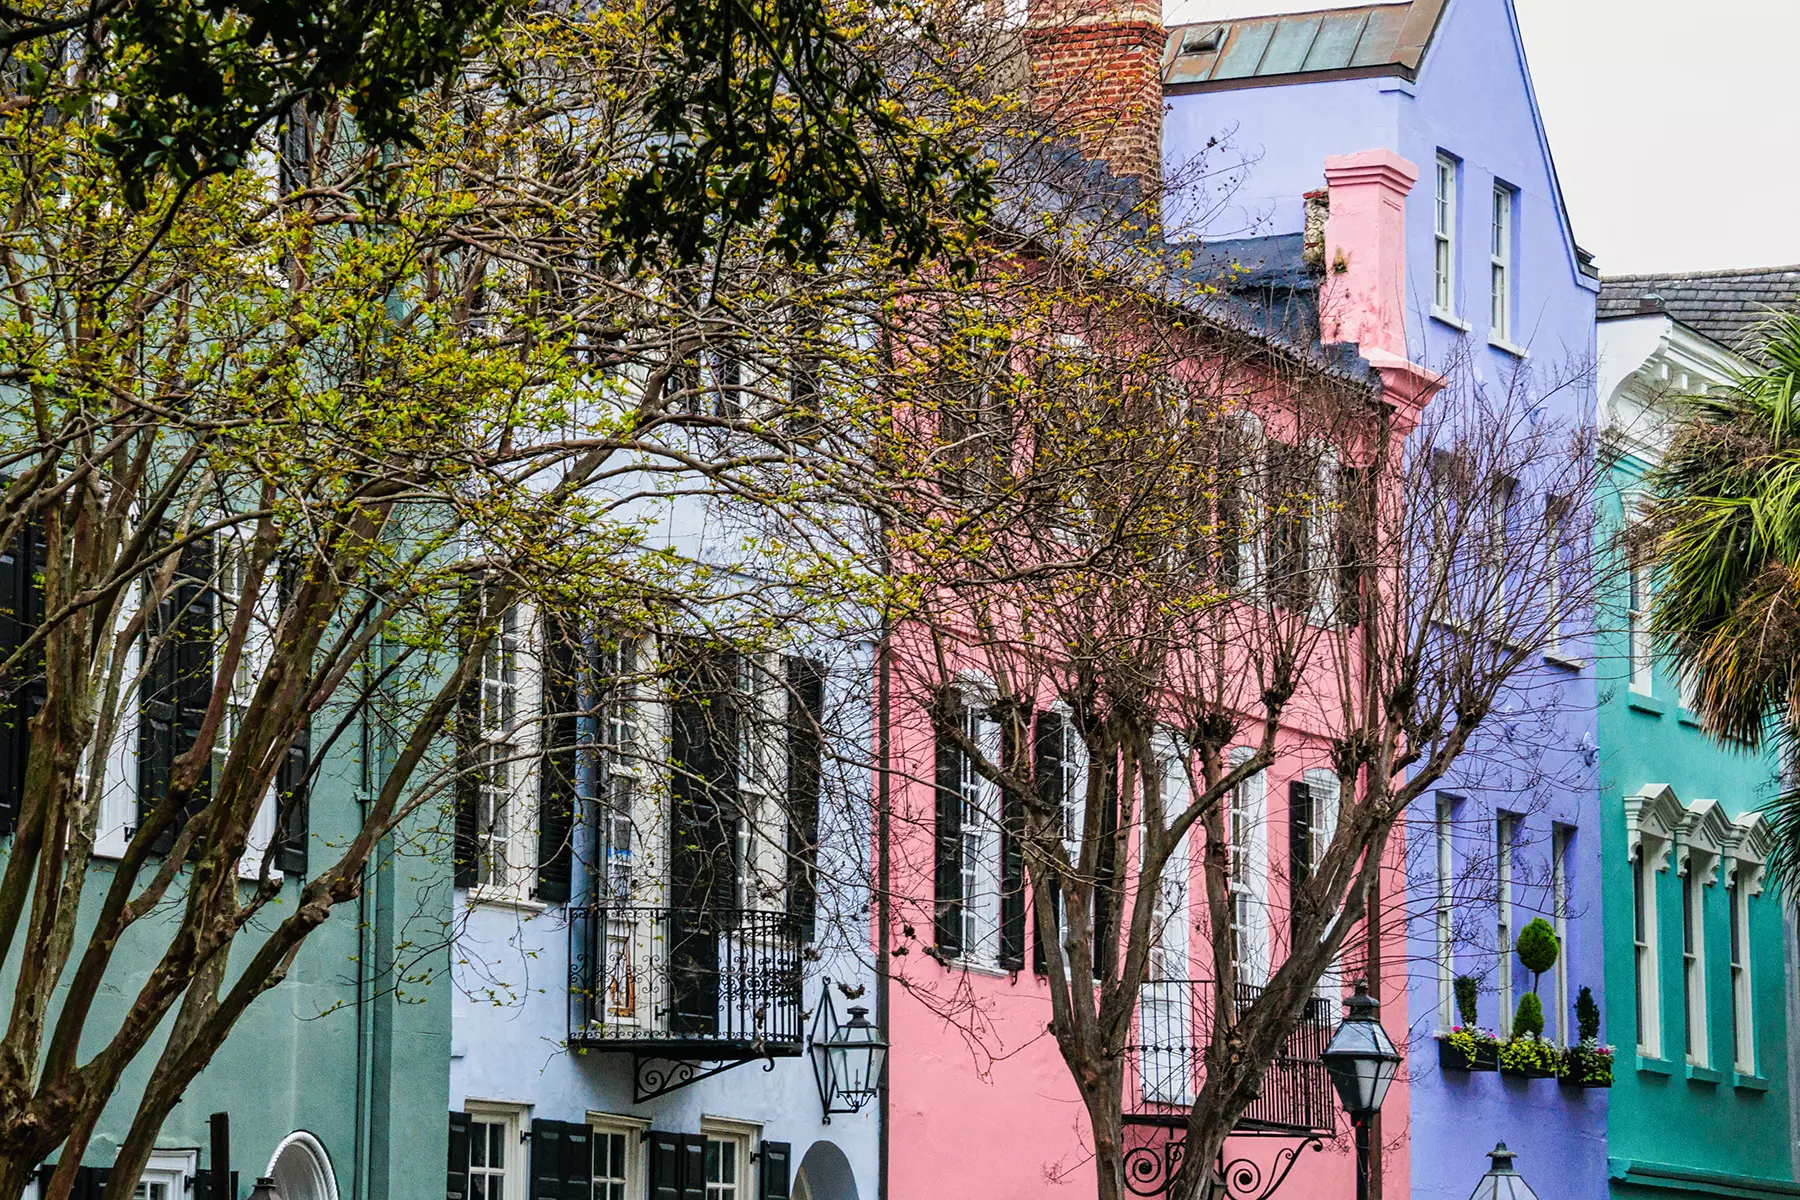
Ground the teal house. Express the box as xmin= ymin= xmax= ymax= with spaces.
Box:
xmin=1595 ymin=269 xmax=1800 ymax=1200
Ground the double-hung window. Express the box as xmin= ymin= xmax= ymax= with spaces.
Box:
xmin=1628 ymin=544 xmax=1653 ymax=695
xmin=1730 ymin=880 xmax=1754 ymax=1072
xmin=1228 ymin=747 xmax=1269 ymax=986
xmin=1434 ymin=154 xmax=1459 ymax=316
xmin=1301 ymin=768 xmax=1341 ymax=996
xmin=943 ymin=694 xmax=1002 ymax=966
xmin=215 ymin=532 xmax=282 ymax=878
xmin=1682 ymin=868 xmax=1708 ymax=1065
xmin=1634 ymin=851 xmax=1662 ymax=1056
xmin=1490 ymin=185 xmax=1514 ymax=343
xmin=1552 ymin=825 xmax=1571 ymax=1044
xmin=466 ymin=1109 xmax=522 ymax=1200
xmin=1435 ymin=796 xmax=1457 ymax=1030
xmin=1496 ymin=813 xmax=1515 ymax=1038
xmin=475 ymin=605 xmax=525 ymax=892
xmin=1142 ymin=739 xmax=1194 ymax=1104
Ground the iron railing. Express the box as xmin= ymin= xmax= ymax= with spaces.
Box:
xmin=568 ymin=904 xmax=805 ymax=1056
xmin=1125 ymin=980 xmax=1337 ymax=1137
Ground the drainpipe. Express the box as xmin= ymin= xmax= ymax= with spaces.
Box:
xmin=353 ymin=649 xmax=376 ymax=1200
xmin=876 ymin=520 xmax=893 ymax=1200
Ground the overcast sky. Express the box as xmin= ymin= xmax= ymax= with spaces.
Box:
xmin=1163 ymin=0 xmax=1800 ymax=276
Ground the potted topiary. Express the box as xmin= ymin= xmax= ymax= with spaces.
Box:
xmin=1559 ymin=986 xmax=1615 ymax=1088
xmin=1499 ymin=919 xmax=1561 ymax=1080
xmin=1439 ymin=974 xmax=1500 ymax=1071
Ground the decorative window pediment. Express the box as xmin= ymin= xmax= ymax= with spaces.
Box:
xmin=1722 ymin=811 xmax=1772 ymax=896
xmin=1675 ymin=796 xmax=1731 ymax=885
xmin=1626 ymin=784 xmax=1684 ymax=871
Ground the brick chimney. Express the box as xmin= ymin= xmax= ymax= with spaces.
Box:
xmin=1025 ymin=0 xmax=1165 ymax=187
xmin=1319 ymin=150 xmax=1419 ymax=360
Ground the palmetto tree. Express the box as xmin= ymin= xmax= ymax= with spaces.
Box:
xmin=1644 ymin=312 xmax=1800 ymax=887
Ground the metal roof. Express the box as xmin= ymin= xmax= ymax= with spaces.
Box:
xmin=1163 ymin=0 xmax=1447 ymax=90
xmin=1599 ymin=267 xmax=1800 ymax=356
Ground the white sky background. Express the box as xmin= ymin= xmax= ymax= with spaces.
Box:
xmin=1162 ymin=0 xmax=1800 ymax=275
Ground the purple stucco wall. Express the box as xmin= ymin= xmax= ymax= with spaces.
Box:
xmin=1162 ymin=2 xmax=1605 ymax=1198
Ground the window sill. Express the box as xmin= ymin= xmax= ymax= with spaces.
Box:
xmin=1678 ymin=708 xmax=1702 ymax=728
xmin=1542 ymin=650 xmax=1587 ymax=672
xmin=1733 ymin=1072 xmax=1770 ymax=1093
xmin=1685 ymin=1063 xmax=1721 ymax=1086
xmin=467 ymin=888 xmax=548 ymax=915
xmin=945 ymin=957 xmax=1016 ymax=979
xmin=1431 ymin=308 xmax=1472 ymax=333
xmin=1636 ymin=1054 xmax=1675 ymax=1076
xmin=1488 ymin=336 xmax=1531 ymax=360
xmin=1628 ymin=693 xmax=1665 ymax=716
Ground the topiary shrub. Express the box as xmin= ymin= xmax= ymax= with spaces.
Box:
xmin=1513 ymin=992 xmax=1545 ymax=1040
xmin=1576 ymin=985 xmax=1601 ymax=1044
xmin=1454 ymin=974 xmax=1481 ymax=1029
xmin=1515 ymin=918 xmax=1560 ymax=992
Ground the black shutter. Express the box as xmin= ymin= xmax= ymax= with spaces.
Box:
xmin=75 ymin=1166 xmax=110 ymax=1200
xmin=785 ymin=657 xmax=824 ymax=943
xmin=682 ymin=1136 xmax=707 ymax=1200
xmin=1289 ymin=779 xmax=1313 ymax=947
xmin=759 ymin=1142 xmax=792 ymax=1200
xmin=272 ymin=555 xmax=310 ymax=875
xmin=529 ymin=1119 xmax=592 ymax=1200
xmin=933 ymin=696 xmax=965 ymax=958
xmin=453 ymin=595 xmax=483 ymax=889
xmin=448 ymin=1112 xmax=472 ymax=1200
xmin=0 ymin=516 xmax=44 ymax=838
xmin=139 ymin=533 xmax=215 ymax=851
xmin=999 ymin=719 xmax=1026 ymax=971
xmin=647 ymin=1131 xmax=683 ymax=1200
xmin=1092 ymin=757 xmax=1119 ymax=981
xmin=669 ymin=640 xmax=737 ymax=1034
xmin=194 ymin=1171 xmax=239 ymax=1200
xmin=1032 ymin=712 xmax=1066 ymax=976
xmin=536 ymin=616 xmax=579 ymax=904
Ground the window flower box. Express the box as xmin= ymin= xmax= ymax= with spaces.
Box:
xmin=1558 ymin=1042 xmax=1615 ymax=1089
xmin=1498 ymin=1034 xmax=1560 ymax=1079
xmin=1438 ymin=1028 xmax=1499 ymax=1072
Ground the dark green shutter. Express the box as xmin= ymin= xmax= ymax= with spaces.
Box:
xmin=1031 ymin=712 xmax=1066 ymax=976
xmin=999 ymin=718 xmax=1026 ymax=971
xmin=759 ymin=1142 xmax=791 ymax=1200
xmin=530 ymin=1119 xmax=592 ymax=1200
xmin=647 ymin=1131 xmax=683 ymax=1200
xmin=933 ymin=696 xmax=965 ymax=958
xmin=1289 ymin=779 xmax=1313 ymax=946
xmin=139 ymin=533 xmax=215 ymax=851
xmin=536 ymin=616 xmax=579 ymax=903
xmin=448 ymin=1112 xmax=472 ymax=1200
xmin=272 ymin=554 xmax=310 ymax=874
xmin=785 ymin=657 xmax=824 ymax=942
xmin=669 ymin=640 xmax=737 ymax=1034
xmin=453 ymin=593 xmax=483 ymax=889
xmin=1092 ymin=757 xmax=1118 ymax=981
xmin=679 ymin=1136 xmax=706 ymax=1200
xmin=0 ymin=516 xmax=44 ymax=838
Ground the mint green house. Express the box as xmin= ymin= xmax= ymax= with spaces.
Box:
xmin=1595 ymin=271 xmax=1800 ymax=1200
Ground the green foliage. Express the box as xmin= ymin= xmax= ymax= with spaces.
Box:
xmin=1454 ymin=974 xmax=1481 ymax=1028
xmin=1560 ymin=1044 xmax=1614 ymax=1087
xmin=1576 ymin=985 xmax=1601 ymax=1042
xmin=1445 ymin=1027 xmax=1497 ymax=1057
xmin=1512 ymin=992 xmax=1545 ymax=1039
xmin=1515 ymin=917 xmax=1560 ymax=982
xmin=1498 ymin=1033 xmax=1561 ymax=1075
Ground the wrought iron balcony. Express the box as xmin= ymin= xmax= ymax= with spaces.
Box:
xmin=568 ymin=904 xmax=805 ymax=1058
xmin=1126 ymin=980 xmax=1337 ymax=1138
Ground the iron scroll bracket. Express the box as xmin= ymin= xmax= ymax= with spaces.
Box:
xmin=1125 ymin=1136 xmax=1326 ymax=1200
xmin=632 ymin=1054 xmax=777 ymax=1104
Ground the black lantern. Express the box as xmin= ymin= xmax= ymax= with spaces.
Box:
xmin=1466 ymin=1144 xmax=1541 ymax=1200
xmin=810 ymin=987 xmax=888 ymax=1123
xmin=1322 ymin=979 xmax=1402 ymax=1118
xmin=1321 ymin=979 xmax=1403 ymax=1200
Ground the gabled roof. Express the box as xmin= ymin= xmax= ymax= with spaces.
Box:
xmin=1163 ymin=0 xmax=1448 ymax=90
xmin=1599 ymin=266 xmax=1800 ymax=354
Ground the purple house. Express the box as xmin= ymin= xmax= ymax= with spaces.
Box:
xmin=1159 ymin=3 xmax=1605 ymax=1199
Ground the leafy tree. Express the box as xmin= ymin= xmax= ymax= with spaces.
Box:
xmin=1454 ymin=973 xmax=1482 ymax=1028
xmin=1512 ymin=992 xmax=1545 ymax=1040
xmin=1515 ymin=916 xmax=1559 ymax=992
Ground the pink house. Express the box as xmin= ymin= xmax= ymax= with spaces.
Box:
xmin=869 ymin=7 xmax=1444 ymax=1196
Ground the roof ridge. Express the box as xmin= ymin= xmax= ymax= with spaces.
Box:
xmin=1602 ymin=265 xmax=1800 ymax=284
xmin=1166 ymin=0 xmax=1410 ymax=29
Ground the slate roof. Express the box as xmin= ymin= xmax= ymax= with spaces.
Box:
xmin=1598 ymin=267 xmax=1800 ymax=354
xmin=1163 ymin=0 xmax=1447 ymax=90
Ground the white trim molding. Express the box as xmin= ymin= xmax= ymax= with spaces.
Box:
xmin=1675 ymin=797 xmax=1731 ymax=885
xmin=1723 ymin=811 xmax=1773 ymax=897
xmin=1627 ymin=784 xmax=1685 ymax=871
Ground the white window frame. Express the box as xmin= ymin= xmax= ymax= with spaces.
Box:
xmin=1552 ymin=825 xmax=1570 ymax=1045
xmin=1634 ymin=850 xmax=1662 ymax=1057
xmin=698 ymin=1119 xmax=757 ymax=1200
xmin=465 ymin=1104 xmax=526 ymax=1200
xmin=216 ymin=530 xmax=283 ymax=881
xmin=1730 ymin=880 xmax=1755 ymax=1074
xmin=732 ymin=653 xmax=786 ymax=913
xmin=1496 ymin=813 xmax=1515 ymax=1038
xmin=953 ymin=693 xmax=1004 ymax=968
xmin=1681 ymin=867 xmax=1709 ymax=1066
xmin=1490 ymin=184 xmax=1513 ymax=342
xmin=589 ymin=1112 xmax=648 ymax=1200
xmin=1141 ymin=737 xmax=1195 ymax=1105
xmin=1628 ymin=553 xmax=1653 ymax=696
xmin=1228 ymin=747 xmax=1270 ymax=987
xmin=1302 ymin=767 xmax=1341 ymax=997
xmin=132 ymin=1151 xmax=199 ymax=1200
xmin=1434 ymin=154 xmax=1459 ymax=318
xmin=1436 ymin=795 xmax=1456 ymax=1031
xmin=469 ymin=604 xmax=542 ymax=905
xmin=1050 ymin=707 xmax=1088 ymax=963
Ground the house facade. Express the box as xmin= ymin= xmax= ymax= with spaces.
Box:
xmin=1160 ymin=3 xmax=1607 ymax=1198
xmin=1595 ymin=273 xmax=1800 ymax=1200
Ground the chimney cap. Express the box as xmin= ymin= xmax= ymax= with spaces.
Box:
xmin=1637 ymin=292 xmax=1667 ymax=314
xmin=1180 ymin=23 xmax=1227 ymax=54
